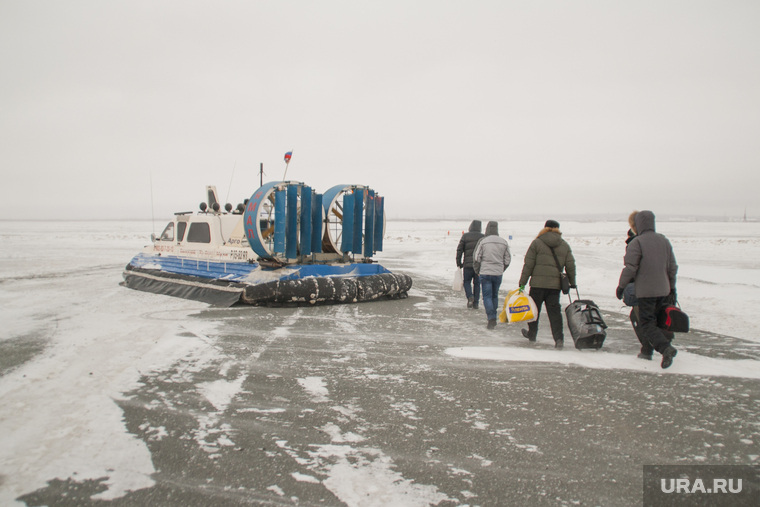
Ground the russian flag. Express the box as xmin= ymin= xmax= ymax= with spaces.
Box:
xmin=284 ymin=151 xmax=292 ymax=163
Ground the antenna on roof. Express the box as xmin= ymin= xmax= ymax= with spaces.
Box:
xmin=150 ymin=171 xmax=155 ymax=236
xmin=225 ymin=160 xmax=236 ymax=204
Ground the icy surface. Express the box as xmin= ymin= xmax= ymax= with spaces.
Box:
xmin=0 ymin=219 xmax=759 ymax=505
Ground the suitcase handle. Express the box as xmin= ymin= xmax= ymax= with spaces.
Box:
xmin=568 ymin=286 xmax=581 ymax=303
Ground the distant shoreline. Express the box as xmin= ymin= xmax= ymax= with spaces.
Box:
xmin=0 ymin=215 xmax=757 ymax=223
xmin=386 ymin=215 xmax=757 ymax=223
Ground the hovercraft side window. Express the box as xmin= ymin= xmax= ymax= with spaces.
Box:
xmin=159 ymin=222 xmax=174 ymax=241
xmin=177 ymin=222 xmax=188 ymax=242
xmin=187 ymin=223 xmax=211 ymax=243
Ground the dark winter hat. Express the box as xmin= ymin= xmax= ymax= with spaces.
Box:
xmin=544 ymin=219 xmax=560 ymax=229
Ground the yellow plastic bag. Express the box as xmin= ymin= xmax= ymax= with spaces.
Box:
xmin=499 ymin=288 xmax=538 ymax=323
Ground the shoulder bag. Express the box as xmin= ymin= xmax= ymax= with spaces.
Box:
xmin=550 ymin=247 xmax=571 ymax=295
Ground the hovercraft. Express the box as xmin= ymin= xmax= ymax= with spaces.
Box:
xmin=122 ymin=181 xmax=412 ymax=306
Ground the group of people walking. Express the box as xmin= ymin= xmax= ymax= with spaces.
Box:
xmin=455 ymin=211 xmax=679 ymax=369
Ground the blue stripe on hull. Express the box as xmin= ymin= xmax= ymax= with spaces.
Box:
xmin=127 ymin=253 xmax=391 ymax=284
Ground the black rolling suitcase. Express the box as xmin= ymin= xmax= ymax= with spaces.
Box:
xmin=565 ymin=288 xmax=607 ymax=349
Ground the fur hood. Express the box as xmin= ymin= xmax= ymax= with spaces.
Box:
xmin=537 ymin=227 xmax=562 ymax=249
xmin=537 ymin=226 xmax=561 ymax=238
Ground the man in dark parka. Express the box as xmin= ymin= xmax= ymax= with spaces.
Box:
xmin=456 ymin=220 xmax=485 ymax=309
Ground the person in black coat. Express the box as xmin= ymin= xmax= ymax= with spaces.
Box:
xmin=456 ymin=220 xmax=485 ymax=309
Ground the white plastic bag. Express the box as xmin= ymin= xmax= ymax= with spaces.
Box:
xmin=452 ymin=268 xmax=464 ymax=291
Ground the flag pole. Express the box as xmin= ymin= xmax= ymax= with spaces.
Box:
xmin=282 ymin=150 xmax=293 ymax=180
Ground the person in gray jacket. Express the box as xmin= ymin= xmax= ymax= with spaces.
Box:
xmin=456 ymin=220 xmax=485 ymax=309
xmin=616 ymin=210 xmax=679 ymax=368
xmin=623 ymin=211 xmax=675 ymax=360
xmin=473 ymin=221 xmax=511 ymax=329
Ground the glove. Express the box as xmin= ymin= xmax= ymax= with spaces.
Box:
xmin=616 ymin=286 xmax=624 ymax=300
xmin=666 ymin=288 xmax=677 ymax=305
xmin=519 ymin=285 xmax=525 ymax=292
xmin=570 ymin=284 xmax=577 ymax=289
xmin=456 ymin=261 xmax=463 ymax=268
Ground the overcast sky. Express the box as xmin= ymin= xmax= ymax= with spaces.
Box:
xmin=2 ymin=0 xmax=758 ymax=221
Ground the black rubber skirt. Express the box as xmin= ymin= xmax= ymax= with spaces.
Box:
xmin=122 ymin=264 xmax=412 ymax=307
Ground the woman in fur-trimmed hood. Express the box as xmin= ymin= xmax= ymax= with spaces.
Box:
xmin=518 ymin=220 xmax=576 ymax=348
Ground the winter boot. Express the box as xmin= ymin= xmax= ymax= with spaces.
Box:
xmin=661 ymin=346 xmax=678 ymax=369
xmin=521 ymin=329 xmax=536 ymax=342
xmin=487 ymin=319 xmax=497 ymax=330
xmin=637 ymin=353 xmax=653 ymax=360
xmin=473 ymin=299 xmax=479 ymax=309
xmin=467 ymin=297 xmax=474 ymax=309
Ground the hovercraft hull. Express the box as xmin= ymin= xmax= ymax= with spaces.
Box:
xmin=122 ymin=253 xmax=412 ymax=307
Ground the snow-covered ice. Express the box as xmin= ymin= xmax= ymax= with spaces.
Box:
xmin=0 ymin=218 xmax=758 ymax=505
